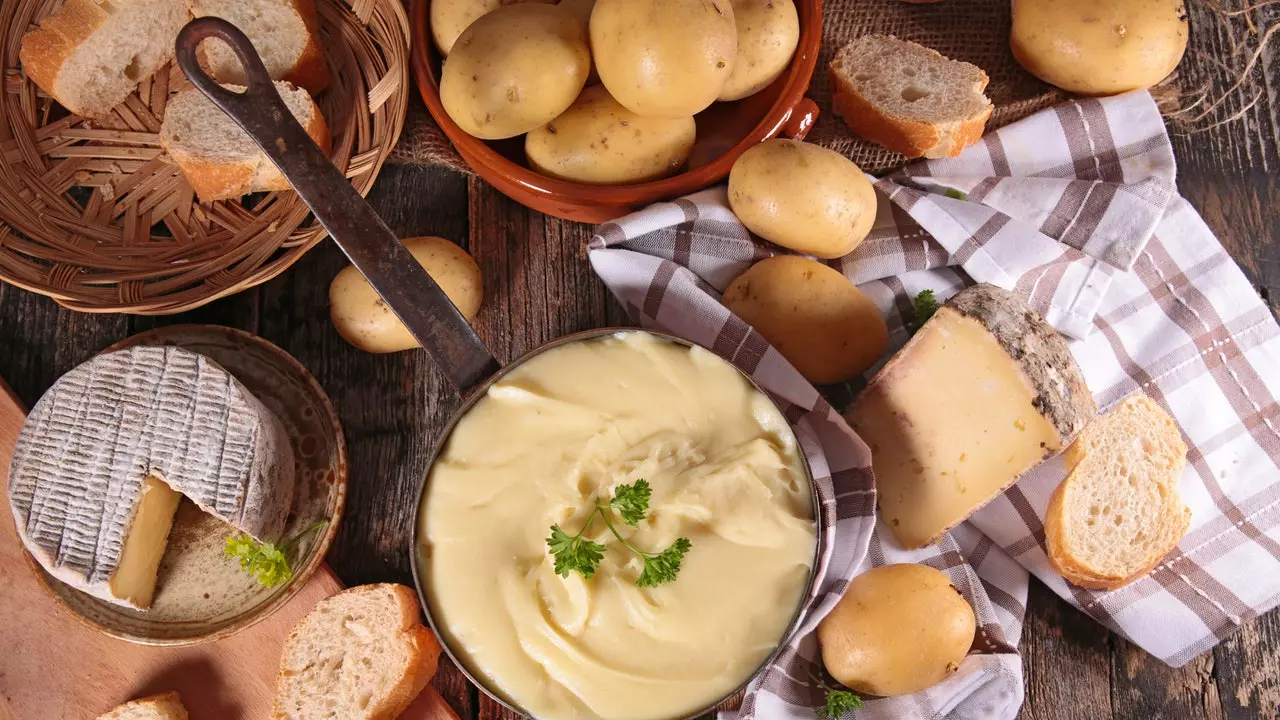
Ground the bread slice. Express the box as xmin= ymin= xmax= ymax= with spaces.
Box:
xmin=1046 ymin=394 xmax=1191 ymax=590
xmin=190 ymin=0 xmax=331 ymax=95
xmin=830 ymin=35 xmax=993 ymax=159
xmin=19 ymin=0 xmax=190 ymax=118
xmin=159 ymin=81 xmax=331 ymax=201
xmin=273 ymin=584 xmax=442 ymax=720
xmin=95 ymin=691 xmax=188 ymax=720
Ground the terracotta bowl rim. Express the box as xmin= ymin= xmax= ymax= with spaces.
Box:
xmin=408 ymin=0 xmax=824 ymax=205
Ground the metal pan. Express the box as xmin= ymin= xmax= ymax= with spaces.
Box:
xmin=175 ymin=18 xmax=824 ymax=719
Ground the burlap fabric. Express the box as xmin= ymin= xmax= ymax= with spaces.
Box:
xmin=391 ymin=0 xmax=1068 ymax=173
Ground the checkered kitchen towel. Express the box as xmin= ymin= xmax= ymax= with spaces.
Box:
xmin=587 ymin=90 xmax=1280 ymax=719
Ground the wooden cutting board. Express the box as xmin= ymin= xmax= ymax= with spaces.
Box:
xmin=0 ymin=378 xmax=459 ymax=720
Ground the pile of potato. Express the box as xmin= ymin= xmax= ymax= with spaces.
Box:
xmin=431 ymin=0 xmax=800 ymax=185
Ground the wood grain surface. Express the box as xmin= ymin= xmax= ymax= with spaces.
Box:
xmin=0 ymin=7 xmax=1277 ymax=715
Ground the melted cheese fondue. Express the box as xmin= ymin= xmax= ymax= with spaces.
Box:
xmin=419 ymin=332 xmax=816 ymax=720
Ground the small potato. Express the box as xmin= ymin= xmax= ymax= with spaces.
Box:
xmin=728 ymin=139 xmax=877 ymax=259
xmin=430 ymin=0 xmax=554 ymax=56
xmin=525 ymin=86 xmax=696 ymax=184
xmin=723 ymin=256 xmax=888 ymax=384
xmin=440 ymin=3 xmax=590 ymax=139
xmin=329 ymin=237 xmax=483 ymax=354
xmin=590 ymin=0 xmax=738 ymax=118
xmin=719 ymin=0 xmax=799 ymax=102
xmin=818 ymin=564 xmax=976 ymax=697
xmin=1011 ymin=0 xmax=1188 ymax=95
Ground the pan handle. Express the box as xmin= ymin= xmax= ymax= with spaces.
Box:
xmin=175 ymin=18 xmax=500 ymax=395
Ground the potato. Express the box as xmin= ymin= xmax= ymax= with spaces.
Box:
xmin=590 ymin=0 xmax=738 ymax=118
xmin=728 ymin=139 xmax=877 ymax=259
xmin=718 ymin=0 xmax=799 ymax=101
xmin=440 ymin=3 xmax=590 ymax=140
xmin=818 ymin=564 xmax=976 ymax=697
xmin=430 ymin=0 xmax=554 ymax=56
xmin=329 ymin=237 xmax=483 ymax=354
xmin=1010 ymin=0 xmax=1188 ymax=95
xmin=722 ymin=256 xmax=888 ymax=384
xmin=525 ymin=86 xmax=696 ymax=184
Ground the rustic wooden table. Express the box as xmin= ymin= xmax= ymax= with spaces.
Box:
xmin=2 ymin=92 xmax=1278 ymax=720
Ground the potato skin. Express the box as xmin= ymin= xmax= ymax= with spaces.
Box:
xmin=723 ymin=256 xmax=888 ymax=384
xmin=430 ymin=0 xmax=499 ymax=56
xmin=440 ymin=3 xmax=590 ymax=139
xmin=590 ymin=0 xmax=738 ymax=118
xmin=430 ymin=0 xmax=555 ymax=56
xmin=728 ymin=139 xmax=877 ymax=259
xmin=718 ymin=0 xmax=799 ymax=101
xmin=329 ymin=237 xmax=483 ymax=354
xmin=818 ymin=564 xmax=976 ymax=697
xmin=525 ymin=86 xmax=696 ymax=184
xmin=1010 ymin=0 xmax=1188 ymax=95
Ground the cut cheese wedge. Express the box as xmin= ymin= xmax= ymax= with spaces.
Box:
xmin=7 ymin=346 xmax=296 ymax=609
xmin=848 ymin=284 xmax=1096 ymax=549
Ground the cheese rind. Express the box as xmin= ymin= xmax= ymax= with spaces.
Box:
xmin=848 ymin=284 xmax=1095 ymax=549
xmin=7 ymin=346 xmax=296 ymax=608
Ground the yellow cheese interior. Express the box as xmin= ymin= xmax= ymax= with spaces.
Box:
xmin=108 ymin=474 xmax=182 ymax=608
xmin=850 ymin=308 xmax=1061 ymax=549
xmin=421 ymin=332 xmax=816 ymax=720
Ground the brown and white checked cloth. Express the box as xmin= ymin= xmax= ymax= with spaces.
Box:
xmin=586 ymin=90 xmax=1280 ymax=719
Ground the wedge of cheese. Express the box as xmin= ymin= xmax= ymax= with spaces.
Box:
xmin=848 ymin=284 xmax=1095 ymax=549
xmin=7 ymin=346 xmax=296 ymax=609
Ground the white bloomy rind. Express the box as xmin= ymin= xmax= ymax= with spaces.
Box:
xmin=7 ymin=346 xmax=295 ymax=608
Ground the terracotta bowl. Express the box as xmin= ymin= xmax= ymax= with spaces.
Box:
xmin=27 ymin=326 xmax=347 ymax=646
xmin=410 ymin=0 xmax=823 ymax=223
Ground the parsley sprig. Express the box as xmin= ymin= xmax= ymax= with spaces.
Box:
xmin=547 ymin=479 xmax=692 ymax=587
xmin=225 ymin=520 xmax=328 ymax=588
xmin=912 ymin=289 xmax=940 ymax=331
xmin=810 ymin=673 xmax=863 ymax=719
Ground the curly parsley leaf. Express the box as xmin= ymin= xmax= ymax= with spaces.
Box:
xmin=636 ymin=537 xmax=692 ymax=588
xmin=224 ymin=520 xmax=328 ymax=588
xmin=547 ymin=480 xmax=693 ymax=587
xmin=912 ymin=289 xmax=941 ymax=330
xmin=547 ymin=524 xmax=607 ymax=579
xmin=818 ymin=688 xmax=863 ymax=719
xmin=610 ymin=479 xmax=652 ymax=526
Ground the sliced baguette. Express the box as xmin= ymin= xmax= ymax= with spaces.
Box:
xmin=273 ymin=584 xmax=442 ymax=720
xmin=159 ymin=81 xmax=330 ymax=201
xmin=1046 ymin=393 xmax=1191 ymax=590
xmin=95 ymin=691 xmax=188 ymax=720
xmin=830 ymin=35 xmax=993 ymax=159
xmin=190 ymin=0 xmax=331 ymax=95
xmin=19 ymin=0 xmax=190 ymax=118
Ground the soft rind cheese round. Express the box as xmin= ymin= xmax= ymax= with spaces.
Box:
xmin=7 ymin=346 xmax=296 ymax=609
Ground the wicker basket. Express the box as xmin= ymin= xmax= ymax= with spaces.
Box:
xmin=0 ymin=0 xmax=410 ymax=314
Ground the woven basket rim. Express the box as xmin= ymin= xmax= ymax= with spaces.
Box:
xmin=0 ymin=0 xmax=411 ymax=315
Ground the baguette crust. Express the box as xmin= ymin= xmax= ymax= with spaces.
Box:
xmin=166 ymin=92 xmax=331 ymax=202
xmin=273 ymin=584 xmax=441 ymax=720
xmin=1045 ymin=394 xmax=1190 ymax=590
xmin=19 ymin=0 xmax=111 ymax=116
xmin=829 ymin=36 xmax=993 ymax=159
xmin=282 ymin=0 xmax=332 ymax=95
xmin=1047 ymin=480 xmax=1191 ymax=590
xmin=193 ymin=0 xmax=331 ymax=96
xmin=95 ymin=691 xmax=188 ymax=720
xmin=831 ymin=68 xmax=993 ymax=159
